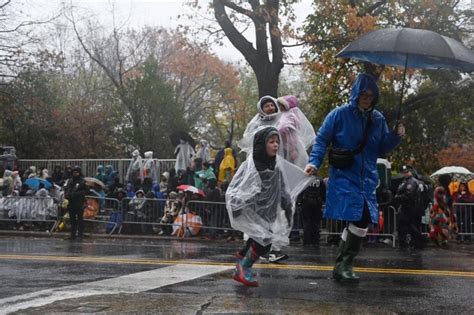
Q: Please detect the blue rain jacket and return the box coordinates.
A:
[308,74,401,224]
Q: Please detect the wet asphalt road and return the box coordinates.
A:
[0,235,473,314]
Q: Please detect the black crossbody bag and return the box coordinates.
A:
[328,114,372,169]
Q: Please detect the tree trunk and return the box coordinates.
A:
[254,62,282,97]
[213,0,284,98]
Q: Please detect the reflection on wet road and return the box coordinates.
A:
[0,236,473,314]
[2,253,474,278]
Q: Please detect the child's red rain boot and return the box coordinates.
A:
[233,244,259,287]
[234,251,244,260]
[233,263,259,287]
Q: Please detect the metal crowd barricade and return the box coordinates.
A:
[295,203,398,247]
[82,195,121,235]
[179,200,400,244]
[0,196,59,232]
[454,202,473,240]
[367,205,397,247]
[121,197,168,235]
[186,200,229,236]
[420,205,432,236]
[18,159,176,184]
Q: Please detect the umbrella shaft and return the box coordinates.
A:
[395,55,409,128]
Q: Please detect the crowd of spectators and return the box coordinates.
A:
[0,139,240,238]
[1,152,473,245]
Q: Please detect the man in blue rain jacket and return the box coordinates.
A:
[304,73,405,282]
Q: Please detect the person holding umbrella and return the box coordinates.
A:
[304,73,405,283]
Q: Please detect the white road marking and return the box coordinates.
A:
[0,264,231,314]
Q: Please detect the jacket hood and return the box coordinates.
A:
[132,149,140,157]
[105,165,114,174]
[257,95,280,120]
[72,166,83,177]
[277,97,289,111]
[135,189,145,197]
[278,95,299,110]
[285,95,299,109]
[349,73,379,110]
[253,126,280,171]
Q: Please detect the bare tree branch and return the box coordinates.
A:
[220,0,256,20]
[213,0,258,65]
[0,0,12,10]
[68,12,120,89]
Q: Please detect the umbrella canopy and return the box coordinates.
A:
[336,27,474,124]
[176,184,206,198]
[24,177,52,190]
[84,177,105,189]
[336,28,474,72]
[430,166,473,182]
[170,131,196,148]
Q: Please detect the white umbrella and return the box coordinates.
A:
[84,177,106,189]
[430,166,473,182]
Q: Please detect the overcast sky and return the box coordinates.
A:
[28,0,312,64]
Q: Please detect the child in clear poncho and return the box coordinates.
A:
[226,126,311,287]
[276,95,315,169]
[237,96,281,153]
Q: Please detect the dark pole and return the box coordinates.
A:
[395,55,409,129]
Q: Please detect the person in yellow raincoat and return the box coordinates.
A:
[218,147,236,184]
[468,179,474,194]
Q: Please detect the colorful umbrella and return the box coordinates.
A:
[176,184,206,198]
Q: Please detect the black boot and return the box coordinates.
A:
[333,231,363,283]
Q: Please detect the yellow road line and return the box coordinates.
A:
[1,254,473,278]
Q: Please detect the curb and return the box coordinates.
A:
[0,229,238,243]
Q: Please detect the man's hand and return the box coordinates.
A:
[396,123,406,137]
[304,165,317,176]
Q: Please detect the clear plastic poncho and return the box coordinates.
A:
[175,141,195,172]
[238,96,281,153]
[226,155,313,247]
[276,108,315,169]
[143,151,158,183]
[126,150,144,184]
[276,96,315,169]
[195,140,211,163]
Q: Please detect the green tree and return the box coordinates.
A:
[0,50,121,158]
[123,56,185,157]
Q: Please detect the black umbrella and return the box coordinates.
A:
[169,131,196,148]
[336,27,474,123]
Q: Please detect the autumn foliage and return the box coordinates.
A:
[436,143,474,172]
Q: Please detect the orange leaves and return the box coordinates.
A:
[163,38,238,92]
[436,143,474,171]
[344,6,377,41]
